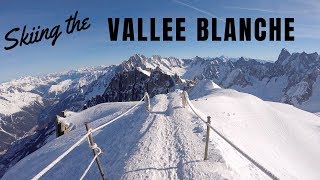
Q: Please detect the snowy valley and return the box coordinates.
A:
[1,49,320,178]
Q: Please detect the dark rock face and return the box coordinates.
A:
[87,68,175,107]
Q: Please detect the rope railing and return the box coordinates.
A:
[79,146,103,180]
[32,132,91,179]
[31,91,278,179]
[182,91,279,180]
[92,94,148,134]
[32,93,149,180]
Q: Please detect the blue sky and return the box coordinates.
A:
[0,0,319,82]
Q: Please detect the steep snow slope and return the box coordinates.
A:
[4,84,320,179]
[191,81,320,180]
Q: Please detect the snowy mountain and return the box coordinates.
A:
[179,49,320,113]
[0,66,118,175]
[3,80,320,179]
[0,55,184,176]
[1,49,320,177]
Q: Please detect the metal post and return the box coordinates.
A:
[144,92,151,112]
[204,116,211,160]
[84,122,107,180]
[55,116,61,137]
[182,91,187,108]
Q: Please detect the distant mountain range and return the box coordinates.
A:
[1,48,320,177]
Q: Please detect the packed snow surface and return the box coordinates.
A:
[4,81,320,180]
[191,81,320,180]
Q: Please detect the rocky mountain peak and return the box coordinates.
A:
[120,54,147,71]
[276,48,291,65]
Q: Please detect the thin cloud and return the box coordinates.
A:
[225,6,277,13]
[224,6,316,15]
[173,0,224,21]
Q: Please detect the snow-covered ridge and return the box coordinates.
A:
[1,49,320,178]
[191,81,320,180]
[4,81,320,179]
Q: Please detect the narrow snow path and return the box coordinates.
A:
[121,93,234,179]
[4,91,277,180]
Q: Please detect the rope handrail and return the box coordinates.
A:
[79,146,103,180]
[32,132,91,179]
[92,95,146,133]
[184,92,279,180]
[32,94,146,179]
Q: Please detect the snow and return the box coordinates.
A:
[222,69,242,87]
[281,56,291,66]
[298,77,320,112]
[3,80,320,180]
[188,79,220,99]
[0,76,55,115]
[0,125,16,139]
[49,80,73,95]
[3,79,320,180]
[60,102,138,130]
[0,66,113,116]
[136,67,151,76]
[3,92,236,179]
[191,81,320,180]
[182,60,206,80]
[286,81,309,98]
[84,66,117,101]
[232,76,288,102]
[0,91,43,115]
[126,55,186,77]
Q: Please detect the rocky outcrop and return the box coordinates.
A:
[87,68,175,107]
